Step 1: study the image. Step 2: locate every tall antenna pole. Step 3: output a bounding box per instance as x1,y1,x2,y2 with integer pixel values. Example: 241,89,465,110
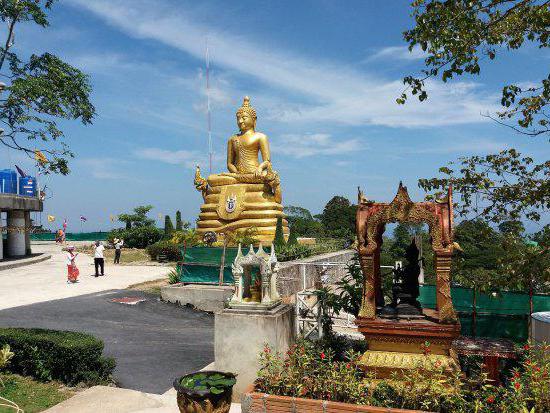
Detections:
206,39,213,175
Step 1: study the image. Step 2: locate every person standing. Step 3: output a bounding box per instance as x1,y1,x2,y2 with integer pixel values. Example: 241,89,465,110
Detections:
66,246,79,283
113,238,124,264
93,240,105,277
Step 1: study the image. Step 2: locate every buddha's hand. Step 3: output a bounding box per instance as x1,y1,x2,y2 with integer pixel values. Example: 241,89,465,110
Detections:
254,167,264,179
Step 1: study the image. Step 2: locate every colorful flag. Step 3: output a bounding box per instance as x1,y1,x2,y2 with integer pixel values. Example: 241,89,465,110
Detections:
80,215,87,222
34,150,49,166
47,215,55,222
15,165,27,177
62,219,67,230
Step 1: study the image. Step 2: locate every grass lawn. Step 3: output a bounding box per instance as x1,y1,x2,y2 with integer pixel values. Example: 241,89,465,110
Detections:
75,246,151,264
0,374,74,413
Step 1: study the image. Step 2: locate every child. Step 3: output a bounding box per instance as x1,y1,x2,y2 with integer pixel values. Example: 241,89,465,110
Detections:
66,246,79,283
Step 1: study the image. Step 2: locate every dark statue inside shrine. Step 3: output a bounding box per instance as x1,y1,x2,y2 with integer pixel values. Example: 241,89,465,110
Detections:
380,239,423,319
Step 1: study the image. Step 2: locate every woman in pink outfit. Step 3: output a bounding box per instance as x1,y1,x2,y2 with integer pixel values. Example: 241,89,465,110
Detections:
66,246,79,283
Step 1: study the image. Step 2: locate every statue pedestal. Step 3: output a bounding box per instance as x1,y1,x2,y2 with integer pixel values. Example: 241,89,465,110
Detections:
214,304,295,400
196,182,288,243
355,315,461,378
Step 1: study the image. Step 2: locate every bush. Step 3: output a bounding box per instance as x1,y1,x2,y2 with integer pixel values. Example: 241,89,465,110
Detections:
108,226,163,249
146,240,182,261
0,328,115,385
257,338,550,412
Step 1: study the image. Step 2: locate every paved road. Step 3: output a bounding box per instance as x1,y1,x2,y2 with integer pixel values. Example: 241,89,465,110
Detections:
0,289,214,394
0,242,170,310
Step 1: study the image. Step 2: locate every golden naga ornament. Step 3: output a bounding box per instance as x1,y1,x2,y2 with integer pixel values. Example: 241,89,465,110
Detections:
194,96,288,243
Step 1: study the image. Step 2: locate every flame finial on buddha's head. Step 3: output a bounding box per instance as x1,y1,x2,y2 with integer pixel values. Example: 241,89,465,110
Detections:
236,96,257,120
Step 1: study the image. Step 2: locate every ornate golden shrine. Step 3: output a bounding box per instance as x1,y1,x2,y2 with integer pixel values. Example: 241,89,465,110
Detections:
355,182,460,377
194,97,289,243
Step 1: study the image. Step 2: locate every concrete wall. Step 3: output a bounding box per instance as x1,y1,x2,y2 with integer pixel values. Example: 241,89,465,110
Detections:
7,210,26,257
276,249,355,298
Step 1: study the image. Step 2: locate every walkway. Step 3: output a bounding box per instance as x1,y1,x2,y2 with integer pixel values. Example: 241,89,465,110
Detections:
0,242,170,310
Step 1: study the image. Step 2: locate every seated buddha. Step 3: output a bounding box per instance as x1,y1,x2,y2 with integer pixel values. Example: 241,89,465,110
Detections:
194,97,288,242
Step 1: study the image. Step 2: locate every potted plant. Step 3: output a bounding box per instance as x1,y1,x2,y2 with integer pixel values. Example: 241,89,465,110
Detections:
174,370,236,413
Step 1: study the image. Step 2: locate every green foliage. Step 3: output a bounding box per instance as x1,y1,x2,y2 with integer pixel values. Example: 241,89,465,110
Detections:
175,210,183,231
419,149,549,224
109,205,161,248
0,0,95,174
287,226,298,246
164,215,174,238
224,227,259,247
315,254,363,324
283,205,323,237
256,340,367,404
0,328,115,386
179,372,236,395
319,196,356,238
276,243,311,262
498,220,526,237
146,240,182,262
108,226,162,249
171,229,199,246
256,338,550,412
0,344,14,371
117,205,155,229
452,220,504,290
274,217,286,251
499,233,550,293
400,0,550,137
167,267,180,285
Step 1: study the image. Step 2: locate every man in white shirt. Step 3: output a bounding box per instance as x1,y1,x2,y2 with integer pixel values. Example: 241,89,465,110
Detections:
113,238,124,264
93,240,105,277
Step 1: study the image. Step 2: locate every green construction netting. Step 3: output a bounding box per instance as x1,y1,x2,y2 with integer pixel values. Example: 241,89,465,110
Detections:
177,246,272,284
419,285,550,342
31,232,108,241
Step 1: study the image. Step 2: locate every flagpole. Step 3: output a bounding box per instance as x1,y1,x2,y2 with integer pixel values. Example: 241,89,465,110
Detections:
206,38,212,175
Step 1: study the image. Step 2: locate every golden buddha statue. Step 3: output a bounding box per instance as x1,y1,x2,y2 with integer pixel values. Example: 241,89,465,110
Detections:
194,97,288,243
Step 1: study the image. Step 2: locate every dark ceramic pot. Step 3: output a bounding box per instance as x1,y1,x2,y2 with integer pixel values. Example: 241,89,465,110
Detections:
173,370,235,413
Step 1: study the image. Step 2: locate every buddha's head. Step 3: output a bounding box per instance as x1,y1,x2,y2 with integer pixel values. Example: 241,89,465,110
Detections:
236,96,257,133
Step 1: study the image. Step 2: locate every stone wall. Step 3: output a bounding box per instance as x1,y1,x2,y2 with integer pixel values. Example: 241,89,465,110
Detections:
277,249,355,299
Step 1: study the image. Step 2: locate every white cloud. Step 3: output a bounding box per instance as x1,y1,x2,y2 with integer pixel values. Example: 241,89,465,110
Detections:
404,138,506,155
365,46,428,62
272,134,364,158
79,158,128,179
67,0,499,128
134,147,201,167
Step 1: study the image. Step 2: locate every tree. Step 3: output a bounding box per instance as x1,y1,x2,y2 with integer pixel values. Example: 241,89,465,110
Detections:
273,216,286,251
283,205,323,237
287,226,298,246
385,223,434,282
418,149,549,224
0,0,95,174
117,205,155,229
452,220,505,289
399,0,550,137
164,215,174,238
319,196,357,238
175,210,183,231
498,219,526,237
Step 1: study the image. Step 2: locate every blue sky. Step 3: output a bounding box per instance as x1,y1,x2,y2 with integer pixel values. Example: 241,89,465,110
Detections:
5,0,548,232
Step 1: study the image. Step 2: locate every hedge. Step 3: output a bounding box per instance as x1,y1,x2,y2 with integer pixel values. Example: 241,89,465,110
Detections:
0,327,115,385
146,240,182,262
